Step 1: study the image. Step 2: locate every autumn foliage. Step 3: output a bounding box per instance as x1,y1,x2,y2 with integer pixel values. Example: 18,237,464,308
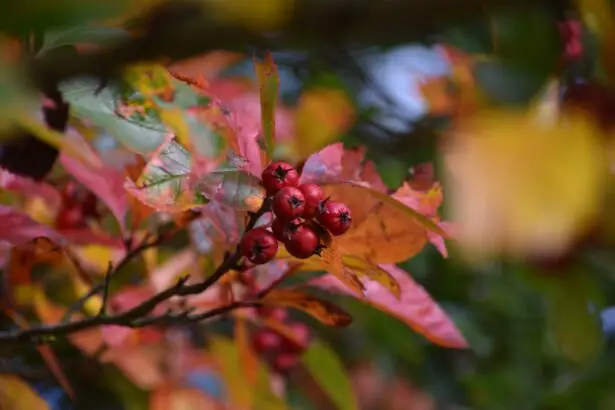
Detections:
3,0,615,408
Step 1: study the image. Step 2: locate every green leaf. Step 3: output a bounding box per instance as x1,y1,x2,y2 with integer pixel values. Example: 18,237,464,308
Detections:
301,339,358,410
125,136,210,212
59,78,168,155
255,52,279,161
474,60,547,106
543,269,604,366
214,170,264,211
0,1,127,35
209,336,287,410
492,8,561,77
0,66,39,138
38,26,129,57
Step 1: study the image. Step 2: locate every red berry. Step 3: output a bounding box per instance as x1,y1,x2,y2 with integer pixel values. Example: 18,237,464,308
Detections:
298,183,324,218
252,329,282,353
272,352,300,374
261,161,299,196
240,227,279,264
280,322,310,354
284,224,320,259
317,201,352,236
273,187,305,221
271,218,301,242
55,206,86,229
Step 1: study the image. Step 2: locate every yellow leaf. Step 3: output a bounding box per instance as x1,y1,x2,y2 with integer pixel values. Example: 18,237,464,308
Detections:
25,197,56,225
235,317,259,386
343,255,401,300
0,375,49,410
325,183,436,264
444,108,608,261
276,247,400,300
320,238,365,297
294,88,354,158
160,108,191,147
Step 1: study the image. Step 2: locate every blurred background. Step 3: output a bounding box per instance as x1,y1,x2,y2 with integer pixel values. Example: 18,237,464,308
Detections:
3,0,615,409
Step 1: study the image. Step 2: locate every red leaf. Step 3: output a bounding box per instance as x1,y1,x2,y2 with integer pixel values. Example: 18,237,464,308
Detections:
391,182,451,257
299,143,386,190
0,169,61,207
0,205,64,246
225,92,294,175
60,134,128,233
310,264,467,348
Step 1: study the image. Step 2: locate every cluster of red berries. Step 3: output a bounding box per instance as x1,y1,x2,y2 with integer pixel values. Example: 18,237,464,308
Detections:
251,308,310,375
55,182,101,230
240,161,353,265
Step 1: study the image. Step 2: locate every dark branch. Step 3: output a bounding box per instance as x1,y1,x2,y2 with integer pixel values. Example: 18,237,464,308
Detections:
0,199,272,344
97,261,113,316
28,0,555,94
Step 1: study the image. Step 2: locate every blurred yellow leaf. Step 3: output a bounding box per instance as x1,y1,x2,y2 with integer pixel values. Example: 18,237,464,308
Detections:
25,197,56,225
205,0,294,30
294,88,355,158
0,375,49,410
444,108,608,261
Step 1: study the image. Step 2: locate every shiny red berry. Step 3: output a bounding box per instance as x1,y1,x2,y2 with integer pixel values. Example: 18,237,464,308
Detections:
261,161,299,196
271,217,301,242
284,224,320,259
251,329,282,353
240,227,278,264
317,201,352,236
273,187,305,221
298,183,324,218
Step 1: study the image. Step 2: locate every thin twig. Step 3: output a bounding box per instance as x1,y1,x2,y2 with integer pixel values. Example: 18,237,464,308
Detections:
0,199,271,344
97,262,113,317
62,232,167,321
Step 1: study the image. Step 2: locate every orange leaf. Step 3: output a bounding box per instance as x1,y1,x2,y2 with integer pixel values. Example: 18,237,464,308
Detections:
418,77,456,116
235,317,259,386
7,237,66,305
312,265,467,348
336,200,428,264
150,383,222,410
343,256,401,300
254,51,279,161
261,289,353,327
125,155,155,230
320,237,365,298
0,374,49,410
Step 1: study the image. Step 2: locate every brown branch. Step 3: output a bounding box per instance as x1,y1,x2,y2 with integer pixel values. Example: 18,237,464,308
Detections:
28,0,554,94
0,199,271,345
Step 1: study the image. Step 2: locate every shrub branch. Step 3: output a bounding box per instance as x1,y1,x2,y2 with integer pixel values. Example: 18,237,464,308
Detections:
0,199,271,344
